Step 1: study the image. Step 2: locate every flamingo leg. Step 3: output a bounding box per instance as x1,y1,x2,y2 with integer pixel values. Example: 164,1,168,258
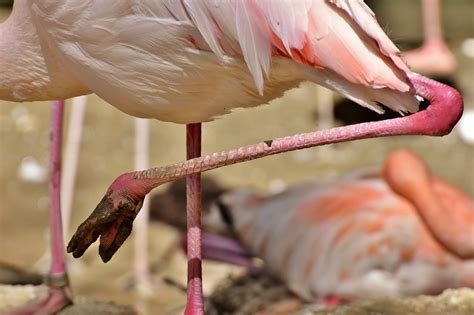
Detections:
47,100,73,311
184,123,204,315
66,75,469,285
8,101,72,315
403,0,456,76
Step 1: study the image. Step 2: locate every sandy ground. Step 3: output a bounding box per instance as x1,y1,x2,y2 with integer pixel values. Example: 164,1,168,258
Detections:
1,1,473,314
207,274,474,315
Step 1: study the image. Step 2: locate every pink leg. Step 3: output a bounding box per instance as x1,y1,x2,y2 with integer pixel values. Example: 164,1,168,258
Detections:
184,123,204,315
48,100,73,311
67,75,463,309
8,101,72,315
403,0,456,75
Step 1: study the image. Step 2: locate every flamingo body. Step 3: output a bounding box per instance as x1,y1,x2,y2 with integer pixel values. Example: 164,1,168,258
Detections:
206,154,474,300
1,0,418,123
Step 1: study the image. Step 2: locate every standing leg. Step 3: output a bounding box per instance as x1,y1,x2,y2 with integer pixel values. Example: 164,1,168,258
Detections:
9,100,72,315
403,0,456,75
133,118,154,294
33,96,87,275
184,123,204,315
45,100,73,313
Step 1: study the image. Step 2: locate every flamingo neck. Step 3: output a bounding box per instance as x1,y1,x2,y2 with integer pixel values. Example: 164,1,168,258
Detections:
0,1,89,102
384,150,474,259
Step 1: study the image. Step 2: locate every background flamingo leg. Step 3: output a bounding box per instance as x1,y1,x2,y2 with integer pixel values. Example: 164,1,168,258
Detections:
403,0,456,76
132,118,155,295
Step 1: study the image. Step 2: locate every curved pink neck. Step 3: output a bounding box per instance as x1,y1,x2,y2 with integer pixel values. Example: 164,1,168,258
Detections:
383,150,474,259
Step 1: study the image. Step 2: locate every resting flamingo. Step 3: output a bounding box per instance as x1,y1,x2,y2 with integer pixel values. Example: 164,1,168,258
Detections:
0,1,464,314
202,149,474,303
403,0,457,76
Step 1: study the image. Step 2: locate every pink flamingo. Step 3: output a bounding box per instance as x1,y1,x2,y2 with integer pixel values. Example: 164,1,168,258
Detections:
0,1,464,314
403,0,457,76
203,150,474,303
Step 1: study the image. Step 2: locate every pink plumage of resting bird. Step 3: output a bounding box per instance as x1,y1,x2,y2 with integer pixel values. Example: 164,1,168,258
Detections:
0,1,465,314
203,150,474,302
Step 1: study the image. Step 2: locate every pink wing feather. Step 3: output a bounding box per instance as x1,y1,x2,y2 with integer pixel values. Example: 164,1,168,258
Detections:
186,0,418,113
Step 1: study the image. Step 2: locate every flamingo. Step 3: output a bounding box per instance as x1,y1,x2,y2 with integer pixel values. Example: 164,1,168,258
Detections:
0,1,464,314
402,0,457,76
202,149,474,303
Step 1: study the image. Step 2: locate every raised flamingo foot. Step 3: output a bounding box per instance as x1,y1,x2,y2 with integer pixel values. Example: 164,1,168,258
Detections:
67,174,146,262
403,39,457,76
6,275,72,315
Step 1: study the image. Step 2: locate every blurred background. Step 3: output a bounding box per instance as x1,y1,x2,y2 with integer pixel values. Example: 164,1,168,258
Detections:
0,0,473,314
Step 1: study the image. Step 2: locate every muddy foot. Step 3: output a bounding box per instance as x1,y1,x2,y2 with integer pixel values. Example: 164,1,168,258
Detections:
67,186,144,263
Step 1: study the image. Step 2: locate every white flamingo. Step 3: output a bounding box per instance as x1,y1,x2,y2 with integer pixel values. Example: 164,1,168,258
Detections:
0,1,464,314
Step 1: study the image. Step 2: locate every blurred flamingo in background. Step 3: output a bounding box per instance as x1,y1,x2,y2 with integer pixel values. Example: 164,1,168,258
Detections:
403,0,457,76
0,1,464,314
202,150,474,304
132,118,155,294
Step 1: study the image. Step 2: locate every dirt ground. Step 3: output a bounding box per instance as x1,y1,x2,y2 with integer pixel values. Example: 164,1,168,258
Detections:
1,1,473,314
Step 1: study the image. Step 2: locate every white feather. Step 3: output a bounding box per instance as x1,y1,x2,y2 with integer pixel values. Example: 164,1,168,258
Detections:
19,0,418,123
183,0,225,61
235,0,271,95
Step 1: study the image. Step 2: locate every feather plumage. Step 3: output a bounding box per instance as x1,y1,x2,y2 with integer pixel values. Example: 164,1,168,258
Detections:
2,0,419,122
207,172,474,300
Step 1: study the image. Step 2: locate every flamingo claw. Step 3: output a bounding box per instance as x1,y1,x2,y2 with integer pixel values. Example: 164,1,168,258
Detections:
67,189,143,262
